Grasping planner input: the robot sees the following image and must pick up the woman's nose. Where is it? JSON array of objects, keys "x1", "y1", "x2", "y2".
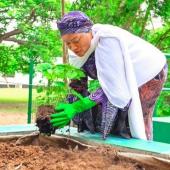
[{"x1": 70, "y1": 43, "x2": 78, "y2": 51}]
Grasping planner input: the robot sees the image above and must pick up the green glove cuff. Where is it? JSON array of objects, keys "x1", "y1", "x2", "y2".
[
  {"x1": 72, "y1": 97, "x2": 96, "y2": 114},
  {"x1": 50, "y1": 97, "x2": 97, "y2": 128}
]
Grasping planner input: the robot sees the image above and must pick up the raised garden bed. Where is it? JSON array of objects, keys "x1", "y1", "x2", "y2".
[{"x1": 0, "y1": 133, "x2": 170, "y2": 170}]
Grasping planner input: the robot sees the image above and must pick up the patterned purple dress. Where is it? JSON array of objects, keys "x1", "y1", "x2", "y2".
[{"x1": 68, "y1": 52, "x2": 130, "y2": 139}]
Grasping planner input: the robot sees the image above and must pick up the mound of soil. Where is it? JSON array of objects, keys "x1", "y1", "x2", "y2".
[
  {"x1": 36, "y1": 105, "x2": 56, "y2": 135},
  {"x1": 0, "y1": 142, "x2": 139, "y2": 170},
  {"x1": 0, "y1": 134, "x2": 168, "y2": 170}
]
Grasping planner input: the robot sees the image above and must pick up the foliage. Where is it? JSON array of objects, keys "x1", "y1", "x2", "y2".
[
  {"x1": 0, "y1": 45, "x2": 18, "y2": 75},
  {"x1": 158, "y1": 57, "x2": 170, "y2": 117},
  {"x1": 148, "y1": 25, "x2": 170, "y2": 53},
  {"x1": 154, "y1": 57, "x2": 170, "y2": 117},
  {"x1": 164, "y1": 58, "x2": 170, "y2": 88},
  {"x1": 155, "y1": 91, "x2": 170, "y2": 117},
  {"x1": 88, "y1": 79, "x2": 100, "y2": 93},
  {"x1": 35, "y1": 63, "x2": 85, "y2": 106},
  {"x1": 0, "y1": 0, "x2": 71, "y2": 75}
]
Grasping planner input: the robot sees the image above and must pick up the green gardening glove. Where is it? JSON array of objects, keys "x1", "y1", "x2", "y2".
[{"x1": 50, "y1": 97, "x2": 96, "y2": 128}]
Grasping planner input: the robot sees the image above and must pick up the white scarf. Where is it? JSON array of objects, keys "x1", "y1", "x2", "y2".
[{"x1": 69, "y1": 24, "x2": 147, "y2": 140}]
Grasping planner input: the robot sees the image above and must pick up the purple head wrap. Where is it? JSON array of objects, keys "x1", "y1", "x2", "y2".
[{"x1": 57, "y1": 11, "x2": 93, "y2": 36}]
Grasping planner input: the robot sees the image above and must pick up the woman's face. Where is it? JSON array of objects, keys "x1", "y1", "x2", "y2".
[{"x1": 62, "y1": 32, "x2": 92, "y2": 57}]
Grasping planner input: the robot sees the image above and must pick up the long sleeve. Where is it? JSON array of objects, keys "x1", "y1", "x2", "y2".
[
  {"x1": 69, "y1": 77, "x2": 107, "y2": 105},
  {"x1": 89, "y1": 87, "x2": 107, "y2": 104}
]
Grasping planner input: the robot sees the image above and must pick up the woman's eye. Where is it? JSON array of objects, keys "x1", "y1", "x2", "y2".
[
  {"x1": 66, "y1": 42, "x2": 70, "y2": 46},
  {"x1": 73, "y1": 39, "x2": 79, "y2": 43}
]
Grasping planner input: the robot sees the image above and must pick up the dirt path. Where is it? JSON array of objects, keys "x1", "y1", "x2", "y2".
[
  {"x1": 0, "y1": 113, "x2": 28, "y2": 125},
  {"x1": 0, "y1": 103, "x2": 36, "y2": 125}
]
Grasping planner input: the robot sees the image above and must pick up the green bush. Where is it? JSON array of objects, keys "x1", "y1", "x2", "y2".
[{"x1": 155, "y1": 91, "x2": 170, "y2": 117}]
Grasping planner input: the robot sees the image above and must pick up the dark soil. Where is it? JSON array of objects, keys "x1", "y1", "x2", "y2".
[{"x1": 36, "y1": 105, "x2": 56, "y2": 135}]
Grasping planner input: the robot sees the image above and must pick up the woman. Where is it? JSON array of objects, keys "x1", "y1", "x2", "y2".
[{"x1": 50, "y1": 11, "x2": 167, "y2": 140}]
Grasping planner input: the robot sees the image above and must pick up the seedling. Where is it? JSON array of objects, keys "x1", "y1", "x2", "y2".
[{"x1": 35, "y1": 62, "x2": 85, "y2": 135}]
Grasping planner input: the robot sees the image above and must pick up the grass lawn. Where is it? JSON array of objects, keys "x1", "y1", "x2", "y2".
[
  {"x1": 0, "y1": 88, "x2": 37, "y2": 103},
  {"x1": 0, "y1": 88, "x2": 37, "y2": 114}
]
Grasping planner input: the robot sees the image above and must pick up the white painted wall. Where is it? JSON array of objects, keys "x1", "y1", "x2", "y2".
[{"x1": 0, "y1": 72, "x2": 48, "y2": 87}]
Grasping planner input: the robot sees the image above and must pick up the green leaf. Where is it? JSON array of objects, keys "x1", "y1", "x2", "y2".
[
  {"x1": 37, "y1": 86, "x2": 43, "y2": 93},
  {"x1": 36, "y1": 63, "x2": 52, "y2": 72},
  {"x1": 53, "y1": 81, "x2": 66, "y2": 87}
]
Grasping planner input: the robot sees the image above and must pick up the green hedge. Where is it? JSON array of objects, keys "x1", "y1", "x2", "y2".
[{"x1": 155, "y1": 54, "x2": 170, "y2": 117}]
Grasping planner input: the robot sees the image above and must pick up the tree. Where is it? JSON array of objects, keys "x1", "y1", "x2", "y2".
[{"x1": 0, "y1": 0, "x2": 70, "y2": 75}]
